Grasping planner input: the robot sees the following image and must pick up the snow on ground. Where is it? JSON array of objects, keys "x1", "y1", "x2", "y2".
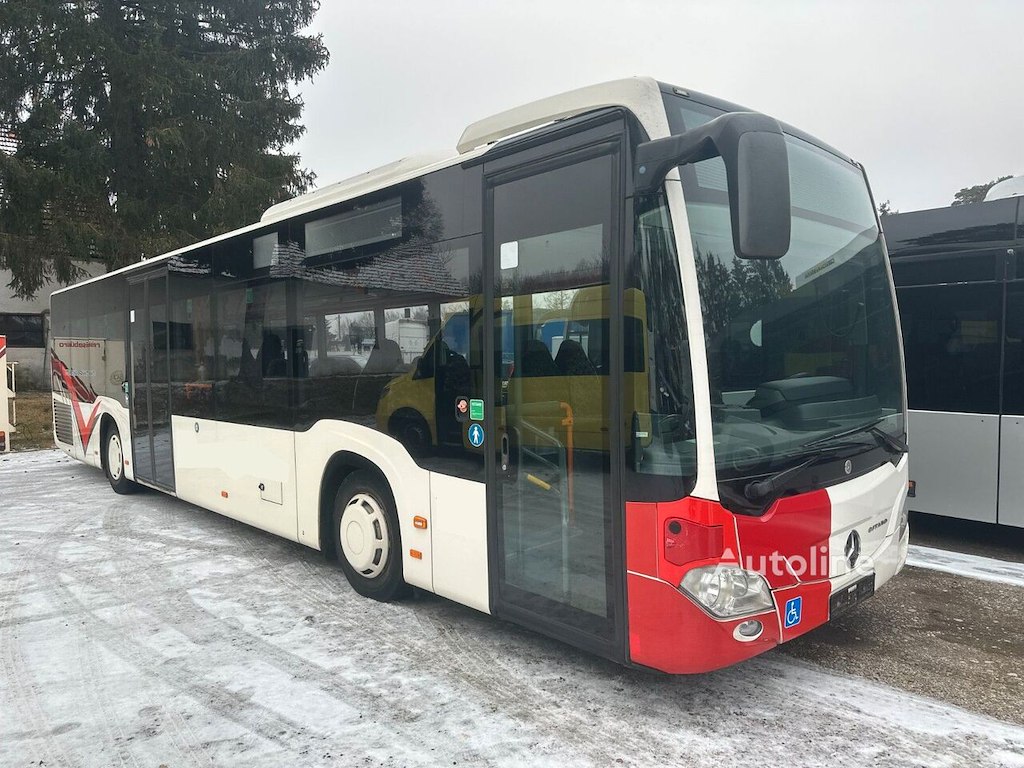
[
  {"x1": 2, "y1": 450, "x2": 1023, "y2": 767},
  {"x1": 907, "y1": 545, "x2": 1024, "y2": 589}
]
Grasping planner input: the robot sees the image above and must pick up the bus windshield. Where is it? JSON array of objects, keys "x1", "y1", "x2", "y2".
[{"x1": 665, "y1": 96, "x2": 905, "y2": 481}]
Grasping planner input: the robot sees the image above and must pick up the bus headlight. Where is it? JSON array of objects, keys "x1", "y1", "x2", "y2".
[
  {"x1": 680, "y1": 565, "x2": 774, "y2": 619},
  {"x1": 898, "y1": 497, "x2": 909, "y2": 539}
]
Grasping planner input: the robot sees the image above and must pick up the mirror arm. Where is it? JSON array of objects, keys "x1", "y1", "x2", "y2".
[
  {"x1": 634, "y1": 112, "x2": 785, "y2": 195},
  {"x1": 633, "y1": 111, "x2": 791, "y2": 259}
]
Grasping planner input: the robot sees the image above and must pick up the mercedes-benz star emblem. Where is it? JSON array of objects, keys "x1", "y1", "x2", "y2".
[
  {"x1": 845, "y1": 530, "x2": 862, "y2": 568},
  {"x1": 844, "y1": 459, "x2": 853, "y2": 475}
]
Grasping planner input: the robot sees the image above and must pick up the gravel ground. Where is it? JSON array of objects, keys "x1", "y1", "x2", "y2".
[{"x1": 2, "y1": 450, "x2": 1023, "y2": 768}]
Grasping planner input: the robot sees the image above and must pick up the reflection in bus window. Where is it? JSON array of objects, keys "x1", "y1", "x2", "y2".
[
  {"x1": 385, "y1": 305, "x2": 429, "y2": 365},
  {"x1": 625, "y1": 193, "x2": 697, "y2": 500}
]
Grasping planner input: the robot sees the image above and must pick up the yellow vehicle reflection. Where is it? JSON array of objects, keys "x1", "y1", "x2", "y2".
[{"x1": 376, "y1": 286, "x2": 651, "y2": 455}]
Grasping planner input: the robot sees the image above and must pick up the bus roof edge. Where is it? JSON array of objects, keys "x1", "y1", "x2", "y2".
[
  {"x1": 456, "y1": 76, "x2": 667, "y2": 154},
  {"x1": 260, "y1": 151, "x2": 460, "y2": 223}
]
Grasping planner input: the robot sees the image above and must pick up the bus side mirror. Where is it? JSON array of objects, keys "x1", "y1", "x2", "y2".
[{"x1": 634, "y1": 112, "x2": 791, "y2": 259}]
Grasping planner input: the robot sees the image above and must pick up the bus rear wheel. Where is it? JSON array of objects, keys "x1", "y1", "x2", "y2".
[
  {"x1": 332, "y1": 470, "x2": 409, "y2": 601},
  {"x1": 103, "y1": 425, "x2": 139, "y2": 495}
]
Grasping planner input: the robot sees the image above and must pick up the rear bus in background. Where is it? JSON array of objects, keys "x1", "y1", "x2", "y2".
[
  {"x1": 883, "y1": 189, "x2": 1024, "y2": 527},
  {"x1": 51, "y1": 77, "x2": 909, "y2": 674}
]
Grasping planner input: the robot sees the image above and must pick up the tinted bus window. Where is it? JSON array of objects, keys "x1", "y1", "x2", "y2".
[
  {"x1": 1004, "y1": 283, "x2": 1024, "y2": 415},
  {"x1": 897, "y1": 283, "x2": 1002, "y2": 413},
  {"x1": 890, "y1": 248, "x2": 1003, "y2": 287},
  {"x1": 168, "y1": 249, "x2": 215, "y2": 419}
]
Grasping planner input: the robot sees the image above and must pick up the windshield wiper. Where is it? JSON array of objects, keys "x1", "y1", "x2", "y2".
[
  {"x1": 742, "y1": 439, "x2": 869, "y2": 502},
  {"x1": 803, "y1": 416, "x2": 908, "y2": 454},
  {"x1": 867, "y1": 424, "x2": 908, "y2": 454},
  {"x1": 743, "y1": 454, "x2": 820, "y2": 502}
]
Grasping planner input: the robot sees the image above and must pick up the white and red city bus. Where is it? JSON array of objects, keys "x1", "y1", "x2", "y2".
[{"x1": 51, "y1": 77, "x2": 909, "y2": 673}]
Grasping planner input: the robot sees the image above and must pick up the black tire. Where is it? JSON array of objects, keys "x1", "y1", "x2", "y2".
[
  {"x1": 332, "y1": 470, "x2": 409, "y2": 601},
  {"x1": 103, "y1": 424, "x2": 139, "y2": 495}
]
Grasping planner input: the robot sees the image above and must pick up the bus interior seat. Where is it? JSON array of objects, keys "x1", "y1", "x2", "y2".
[
  {"x1": 441, "y1": 346, "x2": 471, "y2": 390},
  {"x1": 555, "y1": 339, "x2": 596, "y2": 376},
  {"x1": 520, "y1": 338, "x2": 559, "y2": 377}
]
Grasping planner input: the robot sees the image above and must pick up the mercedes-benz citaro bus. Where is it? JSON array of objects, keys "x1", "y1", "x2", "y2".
[{"x1": 51, "y1": 77, "x2": 909, "y2": 673}]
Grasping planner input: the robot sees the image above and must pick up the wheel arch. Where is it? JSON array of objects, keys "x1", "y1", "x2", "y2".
[
  {"x1": 98, "y1": 413, "x2": 119, "y2": 475},
  {"x1": 318, "y1": 451, "x2": 396, "y2": 562}
]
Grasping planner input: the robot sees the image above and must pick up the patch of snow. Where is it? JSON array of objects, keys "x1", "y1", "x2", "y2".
[{"x1": 907, "y1": 545, "x2": 1024, "y2": 589}]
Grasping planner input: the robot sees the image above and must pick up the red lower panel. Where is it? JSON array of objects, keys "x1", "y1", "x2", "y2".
[
  {"x1": 772, "y1": 580, "x2": 832, "y2": 643},
  {"x1": 627, "y1": 573, "x2": 779, "y2": 674},
  {"x1": 625, "y1": 493, "x2": 835, "y2": 673}
]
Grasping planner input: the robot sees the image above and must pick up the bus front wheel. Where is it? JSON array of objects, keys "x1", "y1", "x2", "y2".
[
  {"x1": 332, "y1": 470, "x2": 409, "y2": 602},
  {"x1": 103, "y1": 425, "x2": 139, "y2": 495}
]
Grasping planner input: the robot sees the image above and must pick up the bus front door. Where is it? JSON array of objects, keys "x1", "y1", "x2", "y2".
[
  {"x1": 128, "y1": 273, "x2": 176, "y2": 491},
  {"x1": 486, "y1": 121, "x2": 625, "y2": 658}
]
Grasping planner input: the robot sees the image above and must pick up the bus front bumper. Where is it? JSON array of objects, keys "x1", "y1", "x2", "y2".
[{"x1": 625, "y1": 481, "x2": 909, "y2": 675}]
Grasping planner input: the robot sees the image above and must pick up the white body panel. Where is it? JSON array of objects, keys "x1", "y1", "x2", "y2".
[
  {"x1": 906, "y1": 410, "x2": 999, "y2": 523},
  {"x1": 827, "y1": 456, "x2": 908, "y2": 585},
  {"x1": 867, "y1": 519, "x2": 909, "y2": 594},
  {"x1": 172, "y1": 416, "x2": 296, "y2": 540},
  {"x1": 998, "y1": 415, "x2": 1024, "y2": 528},
  {"x1": 429, "y1": 473, "x2": 489, "y2": 613},
  {"x1": 294, "y1": 420, "x2": 434, "y2": 592}
]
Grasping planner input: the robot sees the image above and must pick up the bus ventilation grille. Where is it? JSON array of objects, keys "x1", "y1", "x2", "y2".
[{"x1": 53, "y1": 400, "x2": 74, "y2": 445}]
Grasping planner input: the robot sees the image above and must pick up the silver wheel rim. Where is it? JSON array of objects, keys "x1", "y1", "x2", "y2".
[
  {"x1": 339, "y1": 492, "x2": 390, "y2": 579},
  {"x1": 108, "y1": 434, "x2": 123, "y2": 481}
]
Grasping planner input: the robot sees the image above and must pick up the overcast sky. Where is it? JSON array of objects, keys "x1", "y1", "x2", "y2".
[{"x1": 291, "y1": 0, "x2": 1022, "y2": 214}]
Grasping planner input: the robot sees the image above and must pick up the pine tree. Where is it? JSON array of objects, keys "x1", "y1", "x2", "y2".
[{"x1": 0, "y1": 1, "x2": 329, "y2": 298}]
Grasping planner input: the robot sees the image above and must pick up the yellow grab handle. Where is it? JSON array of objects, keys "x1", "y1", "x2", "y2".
[{"x1": 526, "y1": 473, "x2": 552, "y2": 492}]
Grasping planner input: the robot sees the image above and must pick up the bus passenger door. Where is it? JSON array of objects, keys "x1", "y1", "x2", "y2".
[
  {"x1": 999, "y1": 282, "x2": 1024, "y2": 528},
  {"x1": 128, "y1": 272, "x2": 176, "y2": 491},
  {"x1": 485, "y1": 117, "x2": 626, "y2": 658}
]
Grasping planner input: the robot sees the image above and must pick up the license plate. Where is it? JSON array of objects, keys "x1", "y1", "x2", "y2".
[{"x1": 829, "y1": 573, "x2": 875, "y2": 619}]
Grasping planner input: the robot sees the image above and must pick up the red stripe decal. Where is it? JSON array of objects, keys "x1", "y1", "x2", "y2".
[{"x1": 51, "y1": 354, "x2": 102, "y2": 450}]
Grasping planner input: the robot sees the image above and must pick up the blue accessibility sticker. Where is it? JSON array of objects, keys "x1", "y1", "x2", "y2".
[
  {"x1": 784, "y1": 596, "x2": 802, "y2": 629},
  {"x1": 468, "y1": 423, "x2": 485, "y2": 448}
]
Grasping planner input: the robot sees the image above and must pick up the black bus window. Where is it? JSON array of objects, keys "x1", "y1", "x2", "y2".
[{"x1": 897, "y1": 283, "x2": 1002, "y2": 414}]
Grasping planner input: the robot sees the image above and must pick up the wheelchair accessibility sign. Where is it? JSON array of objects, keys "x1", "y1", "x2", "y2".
[
  {"x1": 468, "y1": 423, "x2": 485, "y2": 448},
  {"x1": 784, "y1": 596, "x2": 802, "y2": 629}
]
